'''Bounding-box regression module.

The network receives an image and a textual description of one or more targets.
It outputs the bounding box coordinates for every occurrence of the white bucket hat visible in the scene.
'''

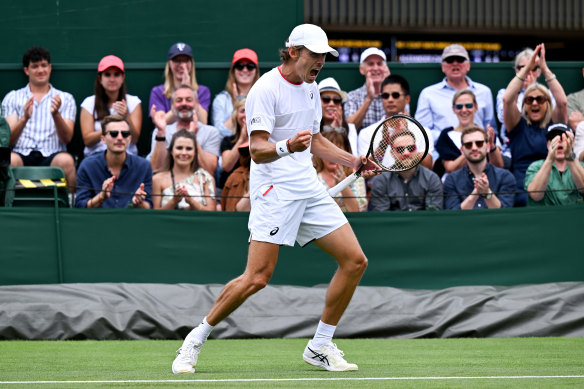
[318,77,347,102]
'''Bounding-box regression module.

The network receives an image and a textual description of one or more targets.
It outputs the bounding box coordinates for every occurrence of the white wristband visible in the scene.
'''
[275,139,291,157]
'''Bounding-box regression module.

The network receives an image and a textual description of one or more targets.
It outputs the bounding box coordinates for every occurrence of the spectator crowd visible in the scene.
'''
[2,42,583,211]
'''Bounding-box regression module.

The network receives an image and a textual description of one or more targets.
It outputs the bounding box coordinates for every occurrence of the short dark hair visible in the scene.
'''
[279,46,304,63]
[461,125,488,143]
[22,46,51,68]
[381,74,410,96]
[101,114,130,135]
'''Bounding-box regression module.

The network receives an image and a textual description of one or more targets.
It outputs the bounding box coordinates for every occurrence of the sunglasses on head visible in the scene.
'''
[454,103,474,110]
[524,95,547,105]
[395,144,416,154]
[380,92,403,100]
[462,140,485,149]
[321,95,342,105]
[516,65,540,71]
[444,56,466,64]
[107,130,131,138]
[234,62,257,71]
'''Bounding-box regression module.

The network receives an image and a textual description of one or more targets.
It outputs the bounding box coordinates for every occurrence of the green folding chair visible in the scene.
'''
[7,166,69,208]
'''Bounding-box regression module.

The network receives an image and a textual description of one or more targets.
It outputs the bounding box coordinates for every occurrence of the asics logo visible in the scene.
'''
[307,347,329,366]
[270,227,279,236]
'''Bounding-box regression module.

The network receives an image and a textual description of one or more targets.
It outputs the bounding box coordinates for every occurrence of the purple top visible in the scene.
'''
[148,84,211,116]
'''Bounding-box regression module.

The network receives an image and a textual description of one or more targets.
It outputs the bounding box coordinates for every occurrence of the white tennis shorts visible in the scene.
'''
[248,184,348,247]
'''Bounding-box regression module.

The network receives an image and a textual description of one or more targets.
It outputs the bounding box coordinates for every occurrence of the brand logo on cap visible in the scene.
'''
[177,43,186,52]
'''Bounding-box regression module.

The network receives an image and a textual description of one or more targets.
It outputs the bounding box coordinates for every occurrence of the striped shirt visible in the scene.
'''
[1,84,76,156]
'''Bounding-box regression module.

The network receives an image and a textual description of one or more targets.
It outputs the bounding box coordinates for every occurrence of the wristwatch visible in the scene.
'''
[565,152,576,161]
[482,191,493,199]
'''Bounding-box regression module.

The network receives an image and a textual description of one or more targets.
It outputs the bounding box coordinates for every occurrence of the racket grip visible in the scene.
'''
[328,173,359,197]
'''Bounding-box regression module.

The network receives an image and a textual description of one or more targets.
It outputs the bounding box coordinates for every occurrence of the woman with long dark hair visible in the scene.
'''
[80,55,142,156]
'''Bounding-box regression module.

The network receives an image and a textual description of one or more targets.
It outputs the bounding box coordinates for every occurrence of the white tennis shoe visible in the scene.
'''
[302,340,358,371]
[172,339,203,374]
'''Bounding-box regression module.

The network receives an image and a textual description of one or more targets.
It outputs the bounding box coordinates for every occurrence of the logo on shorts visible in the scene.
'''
[270,227,280,236]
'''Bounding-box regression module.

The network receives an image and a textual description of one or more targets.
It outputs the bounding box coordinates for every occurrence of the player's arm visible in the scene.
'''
[249,129,312,164]
[311,131,357,169]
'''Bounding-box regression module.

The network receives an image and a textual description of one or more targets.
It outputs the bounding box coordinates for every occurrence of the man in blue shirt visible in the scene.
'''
[75,114,152,208]
[444,126,516,209]
[415,44,497,156]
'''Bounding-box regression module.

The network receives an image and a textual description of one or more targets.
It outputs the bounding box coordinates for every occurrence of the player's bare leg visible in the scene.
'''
[173,240,279,374]
[207,241,280,325]
[302,223,367,371]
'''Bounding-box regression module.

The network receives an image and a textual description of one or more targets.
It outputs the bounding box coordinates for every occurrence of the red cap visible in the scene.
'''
[98,55,125,73]
[232,48,258,65]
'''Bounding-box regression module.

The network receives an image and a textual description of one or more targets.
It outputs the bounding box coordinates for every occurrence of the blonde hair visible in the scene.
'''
[452,89,478,107]
[230,97,247,141]
[162,59,199,99]
[522,83,553,129]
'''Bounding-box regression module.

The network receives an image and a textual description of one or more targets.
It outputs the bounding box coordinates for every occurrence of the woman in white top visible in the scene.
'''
[80,55,142,156]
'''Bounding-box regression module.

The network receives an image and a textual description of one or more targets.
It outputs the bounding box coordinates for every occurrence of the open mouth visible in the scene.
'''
[310,69,320,77]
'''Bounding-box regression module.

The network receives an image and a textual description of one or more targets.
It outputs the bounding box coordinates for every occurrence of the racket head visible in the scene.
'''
[368,114,429,172]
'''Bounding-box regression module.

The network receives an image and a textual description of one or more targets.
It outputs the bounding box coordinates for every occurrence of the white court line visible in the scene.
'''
[1,376,583,384]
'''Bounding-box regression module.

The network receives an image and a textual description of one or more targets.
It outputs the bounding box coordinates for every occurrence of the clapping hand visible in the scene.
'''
[132,183,147,206]
[113,99,128,117]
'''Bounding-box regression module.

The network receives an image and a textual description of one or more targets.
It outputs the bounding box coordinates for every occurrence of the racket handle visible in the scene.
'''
[328,173,359,197]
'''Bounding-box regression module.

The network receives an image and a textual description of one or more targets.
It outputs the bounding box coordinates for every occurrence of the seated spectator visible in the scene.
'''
[566,67,584,161]
[496,48,556,166]
[359,74,433,169]
[211,49,259,138]
[313,130,367,212]
[150,85,221,175]
[75,114,152,208]
[503,43,568,206]
[221,141,251,212]
[444,126,516,210]
[435,89,503,177]
[2,46,77,193]
[415,44,497,152]
[344,47,390,131]
[149,42,210,125]
[318,77,358,157]
[370,130,443,211]
[218,97,248,191]
[525,123,584,206]
[152,129,216,210]
[80,55,142,157]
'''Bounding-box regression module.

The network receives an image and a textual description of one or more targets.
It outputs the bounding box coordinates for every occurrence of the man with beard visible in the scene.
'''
[444,125,516,209]
[75,114,152,208]
[344,47,391,131]
[415,44,497,151]
[172,24,378,374]
[149,85,220,174]
[369,129,443,211]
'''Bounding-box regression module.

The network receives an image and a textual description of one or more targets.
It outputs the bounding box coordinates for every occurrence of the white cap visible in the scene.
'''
[360,47,386,64]
[286,24,339,57]
[318,77,347,102]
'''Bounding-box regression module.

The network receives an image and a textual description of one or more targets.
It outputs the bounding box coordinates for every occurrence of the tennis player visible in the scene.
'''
[172,24,377,373]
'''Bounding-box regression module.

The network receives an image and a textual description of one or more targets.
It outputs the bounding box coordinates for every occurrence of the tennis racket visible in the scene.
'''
[328,114,429,197]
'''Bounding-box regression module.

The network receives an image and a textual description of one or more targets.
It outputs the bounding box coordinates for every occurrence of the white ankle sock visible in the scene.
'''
[186,317,215,344]
[311,320,336,348]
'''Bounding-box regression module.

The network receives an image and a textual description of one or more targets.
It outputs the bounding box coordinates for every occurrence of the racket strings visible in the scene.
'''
[372,117,426,171]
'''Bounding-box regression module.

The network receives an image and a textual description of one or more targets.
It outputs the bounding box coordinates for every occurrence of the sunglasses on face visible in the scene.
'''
[321,95,342,105]
[395,144,416,154]
[524,95,547,105]
[516,65,540,71]
[234,62,257,71]
[454,103,474,110]
[462,140,485,149]
[107,130,131,138]
[380,92,403,100]
[444,56,466,64]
